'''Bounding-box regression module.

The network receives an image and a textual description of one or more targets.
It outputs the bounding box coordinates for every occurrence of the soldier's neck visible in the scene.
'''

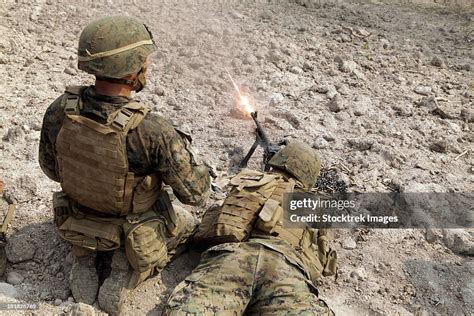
[94,80,132,97]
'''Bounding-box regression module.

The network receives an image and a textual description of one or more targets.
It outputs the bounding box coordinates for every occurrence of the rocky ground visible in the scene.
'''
[0,0,473,315]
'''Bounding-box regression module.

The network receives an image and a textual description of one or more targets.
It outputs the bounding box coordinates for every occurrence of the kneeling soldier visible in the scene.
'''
[39,16,210,314]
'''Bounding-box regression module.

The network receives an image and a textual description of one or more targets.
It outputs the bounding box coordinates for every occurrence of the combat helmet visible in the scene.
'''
[78,16,156,80]
[268,142,321,189]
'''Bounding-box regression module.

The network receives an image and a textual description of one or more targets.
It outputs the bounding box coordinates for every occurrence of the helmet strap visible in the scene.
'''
[96,76,134,86]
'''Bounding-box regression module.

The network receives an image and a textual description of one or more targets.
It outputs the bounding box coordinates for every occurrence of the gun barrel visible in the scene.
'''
[251,112,271,147]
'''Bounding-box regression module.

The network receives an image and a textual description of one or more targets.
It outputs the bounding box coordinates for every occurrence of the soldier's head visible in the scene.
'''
[268,142,321,189]
[77,16,156,93]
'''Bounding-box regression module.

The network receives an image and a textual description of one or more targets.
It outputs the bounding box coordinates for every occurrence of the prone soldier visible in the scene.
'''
[38,16,210,314]
[163,142,337,315]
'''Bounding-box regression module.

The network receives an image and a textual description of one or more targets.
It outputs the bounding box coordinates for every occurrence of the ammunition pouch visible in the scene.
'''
[122,210,168,279]
[53,191,123,251]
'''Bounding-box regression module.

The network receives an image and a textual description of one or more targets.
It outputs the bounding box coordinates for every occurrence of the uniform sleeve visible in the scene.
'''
[38,96,65,182]
[150,116,211,206]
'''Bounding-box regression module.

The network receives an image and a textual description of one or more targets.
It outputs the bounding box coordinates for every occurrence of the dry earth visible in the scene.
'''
[0,0,473,315]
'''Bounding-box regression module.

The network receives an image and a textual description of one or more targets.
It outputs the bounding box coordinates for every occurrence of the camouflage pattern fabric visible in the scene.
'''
[39,85,210,206]
[78,16,156,79]
[163,240,334,316]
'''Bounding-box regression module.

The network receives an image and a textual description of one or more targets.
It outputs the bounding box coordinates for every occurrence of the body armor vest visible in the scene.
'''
[55,86,159,216]
[194,169,337,281]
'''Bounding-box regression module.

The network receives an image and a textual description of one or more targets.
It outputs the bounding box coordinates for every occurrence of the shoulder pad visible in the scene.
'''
[230,169,280,189]
[65,85,87,95]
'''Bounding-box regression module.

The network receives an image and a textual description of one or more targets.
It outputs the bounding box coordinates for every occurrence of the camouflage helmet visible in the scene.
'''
[268,142,321,189]
[78,16,156,79]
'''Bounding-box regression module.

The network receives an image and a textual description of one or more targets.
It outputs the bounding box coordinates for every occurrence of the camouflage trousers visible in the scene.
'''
[163,242,333,316]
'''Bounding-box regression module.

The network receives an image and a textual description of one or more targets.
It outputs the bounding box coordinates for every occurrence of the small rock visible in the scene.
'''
[380,38,390,49]
[154,86,165,96]
[322,133,336,142]
[54,299,62,306]
[425,229,442,243]
[335,56,357,73]
[289,66,303,74]
[2,127,25,143]
[269,93,284,106]
[303,61,314,71]
[429,139,448,153]
[5,233,36,263]
[327,95,344,112]
[6,272,24,285]
[443,229,474,255]
[313,137,329,149]
[242,53,257,65]
[348,138,374,151]
[430,56,445,68]
[352,96,372,116]
[459,64,471,71]
[0,282,18,299]
[414,85,432,96]
[460,108,473,123]
[64,67,77,75]
[68,303,95,316]
[311,84,328,94]
[342,237,357,250]
[461,278,474,310]
[351,267,367,281]
[259,11,272,21]
[68,296,75,303]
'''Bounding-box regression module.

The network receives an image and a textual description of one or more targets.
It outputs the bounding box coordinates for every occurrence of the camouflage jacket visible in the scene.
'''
[39,86,210,206]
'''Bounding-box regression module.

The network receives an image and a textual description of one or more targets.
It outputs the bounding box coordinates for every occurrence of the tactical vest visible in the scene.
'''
[194,169,337,282]
[55,86,160,216]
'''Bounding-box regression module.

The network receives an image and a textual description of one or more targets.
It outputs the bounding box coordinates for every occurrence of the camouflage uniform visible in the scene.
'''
[39,86,209,206]
[164,240,333,315]
[38,16,211,314]
[163,143,336,315]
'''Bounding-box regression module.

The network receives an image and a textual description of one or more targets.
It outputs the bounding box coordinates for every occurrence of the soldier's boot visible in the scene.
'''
[166,205,198,255]
[98,249,133,315]
[69,251,99,304]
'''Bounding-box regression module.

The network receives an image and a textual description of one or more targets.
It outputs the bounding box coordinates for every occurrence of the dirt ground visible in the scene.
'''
[0,0,473,315]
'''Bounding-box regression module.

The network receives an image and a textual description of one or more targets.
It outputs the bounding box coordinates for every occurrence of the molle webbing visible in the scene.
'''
[193,170,282,244]
[56,87,150,216]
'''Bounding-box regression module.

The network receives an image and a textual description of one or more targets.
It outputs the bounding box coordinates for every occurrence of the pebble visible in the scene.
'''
[269,93,284,106]
[2,127,25,143]
[335,56,357,73]
[64,67,77,75]
[429,139,448,153]
[430,56,445,68]
[289,66,303,74]
[242,53,257,65]
[351,267,367,281]
[414,85,432,96]
[443,229,473,256]
[6,272,24,285]
[54,298,62,306]
[68,303,95,316]
[352,96,372,116]
[327,95,344,113]
[380,38,391,49]
[313,137,329,149]
[342,237,357,250]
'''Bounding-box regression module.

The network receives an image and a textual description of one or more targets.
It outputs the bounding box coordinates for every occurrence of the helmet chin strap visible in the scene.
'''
[96,66,147,93]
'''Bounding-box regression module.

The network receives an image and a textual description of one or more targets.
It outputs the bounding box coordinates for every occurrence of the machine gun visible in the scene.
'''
[239,111,286,170]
